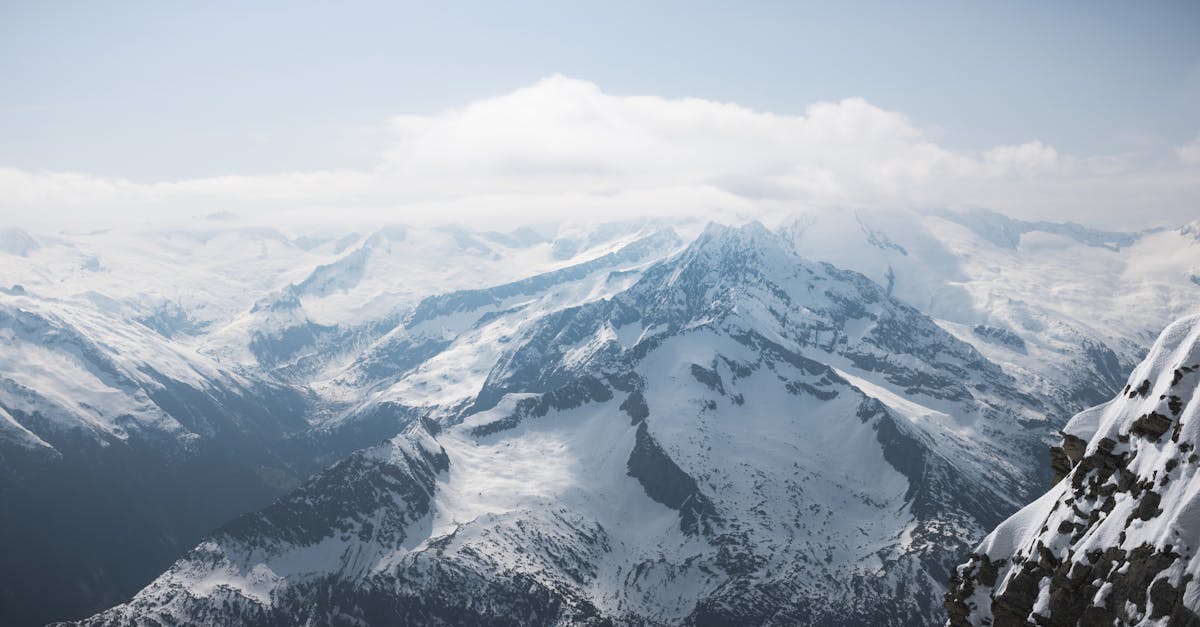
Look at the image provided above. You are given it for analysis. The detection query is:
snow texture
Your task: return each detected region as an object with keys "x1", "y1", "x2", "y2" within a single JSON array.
[{"x1": 946, "y1": 315, "x2": 1200, "y2": 626}]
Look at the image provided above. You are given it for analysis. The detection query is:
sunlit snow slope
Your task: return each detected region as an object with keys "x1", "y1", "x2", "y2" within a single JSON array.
[
  {"x1": 778, "y1": 208, "x2": 1200, "y2": 416},
  {"x1": 0, "y1": 221, "x2": 681, "y2": 626}
]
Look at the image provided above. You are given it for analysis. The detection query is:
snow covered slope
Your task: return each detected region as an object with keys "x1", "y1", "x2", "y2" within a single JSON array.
[
  {"x1": 944, "y1": 315, "x2": 1200, "y2": 625},
  {"x1": 6, "y1": 210, "x2": 1194, "y2": 626},
  {"x1": 0, "y1": 286, "x2": 317, "y2": 626},
  {"x1": 0, "y1": 287, "x2": 307, "y2": 454},
  {"x1": 77, "y1": 223, "x2": 1059, "y2": 626},
  {"x1": 310, "y1": 227, "x2": 682, "y2": 409},
  {"x1": 0, "y1": 221, "x2": 682, "y2": 461},
  {"x1": 0, "y1": 222, "x2": 677, "y2": 336},
  {"x1": 0, "y1": 220, "x2": 684, "y2": 626},
  {"x1": 777, "y1": 208, "x2": 1200, "y2": 417}
]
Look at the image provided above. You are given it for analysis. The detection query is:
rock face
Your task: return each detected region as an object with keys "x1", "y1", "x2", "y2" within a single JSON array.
[
  {"x1": 945, "y1": 314, "x2": 1200, "y2": 626},
  {"x1": 75, "y1": 223, "x2": 1053, "y2": 627}
]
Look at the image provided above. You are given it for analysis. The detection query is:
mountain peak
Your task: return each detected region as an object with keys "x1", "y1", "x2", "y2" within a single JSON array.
[
  {"x1": 249, "y1": 284, "x2": 305, "y2": 314},
  {"x1": 667, "y1": 220, "x2": 797, "y2": 282},
  {"x1": 694, "y1": 220, "x2": 781, "y2": 249}
]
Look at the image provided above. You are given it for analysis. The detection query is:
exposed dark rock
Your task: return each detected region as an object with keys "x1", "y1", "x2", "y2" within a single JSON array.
[
  {"x1": 1130, "y1": 490, "x2": 1163, "y2": 522},
  {"x1": 991, "y1": 561, "x2": 1042, "y2": 626},
  {"x1": 1051, "y1": 432, "x2": 1090, "y2": 484},
  {"x1": 874, "y1": 412, "x2": 926, "y2": 504},
  {"x1": 619, "y1": 390, "x2": 649, "y2": 424},
  {"x1": 978, "y1": 557, "x2": 1004, "y2": 588},
  {"x1": 689, "y1": 363, "x2": 725, "y2": 394},
  {"x1": 1061, "y1": 433, "x2": 1087, "y2": 464},
  {"x1": 785, "y1": 380, "x2": 839, "y2": 400},
  {"x1": 1050, "y1": 447, "x2": 1072, "y2": 485},
  {"x1": 1131, "y1": 411, "x2": 1173, "y2": 441},
  {"x1": 972, "y1": 325, "x2": 1028, "y2": 353},
  {"x1": 1131, "y1": 379, "x2": 1152, "y2": 398},
  {"x1": 625, "y1": 422, "x2": 718, "y2": 536},
  {"x1": 470, "y1": 376, "x2": 614, "y2": 437}
]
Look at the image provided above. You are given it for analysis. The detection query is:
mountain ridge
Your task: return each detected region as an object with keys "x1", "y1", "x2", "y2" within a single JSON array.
[{"x1": 72, "y1": 222, "x2": 1060, "y2": 626}]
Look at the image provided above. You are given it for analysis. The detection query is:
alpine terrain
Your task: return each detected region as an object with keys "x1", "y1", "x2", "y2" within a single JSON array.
[
  {"x1": 945, "y1": 314, "x2": 1200, "y2": 625},
  {"x1": 7, "y1": 4, "x2": 1198, "y2": 624},
  {"x1": 1, "y1": 212, "x2": 1197, "y2": 626},
  {"x1": 67, "y1": 221, "x2": 1175, "y2": 626},
  {"x1": 0, "y1": 222, "x2": 683, "y2": 626}
]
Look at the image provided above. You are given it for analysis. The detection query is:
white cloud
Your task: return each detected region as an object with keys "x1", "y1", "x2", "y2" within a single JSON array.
[
  {"x1": 983, "y1": 141, "x2": 1059, "y2": 175},
  {"x1": 1, "y1": 75, "x2": 1197, "y2": 231}
]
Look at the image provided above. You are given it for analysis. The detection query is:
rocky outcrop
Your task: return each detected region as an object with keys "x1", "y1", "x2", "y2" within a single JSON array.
[
  {"x1": 1049, "y1": 432, "x2": 1088, "y2": 485},
  {"x1": 946, "y1": 315, "x2": 1200, "y2": 626},
  {"x1": 626, "y1": 421, "x2": 719, "y2": 536},
  {"x1": 973, "y1": 324, "x2": 1028, "y2": 353}
]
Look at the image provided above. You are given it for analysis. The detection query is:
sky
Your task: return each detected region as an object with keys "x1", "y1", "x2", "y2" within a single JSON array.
[{"x1": 1, "y1": 0, "x2": 1198, "y2": 231}]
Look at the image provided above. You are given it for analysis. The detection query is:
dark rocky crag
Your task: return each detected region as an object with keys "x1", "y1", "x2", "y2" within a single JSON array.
[{"x1": 945, "y1": 315, "x2": 1200, "y2": 626}]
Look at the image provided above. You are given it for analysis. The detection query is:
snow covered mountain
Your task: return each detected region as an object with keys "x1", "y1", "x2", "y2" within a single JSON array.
[
  {"x1": 0, "y1": 221, "x2": 684, "y2": 626},
  {"x1": 944, "y1": 314, "x2": 1200, "y2": 625},
  {"x1": 0, "y1": 286, "x2": 317, "y2": 625},
  {"x1": 776, "y1": 208, "x2": 1200, "y2": 417},
  {"x1": 75, "y1": 222, "x2": 1063, "y2": 626},
  {"x1": 3, "y1": 210, "x2": 1197, "y2": 626}
]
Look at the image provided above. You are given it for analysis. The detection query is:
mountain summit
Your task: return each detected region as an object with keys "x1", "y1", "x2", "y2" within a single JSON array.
[{"x1": 76, "y1": 223, "x2": 1053, "y2": 626}]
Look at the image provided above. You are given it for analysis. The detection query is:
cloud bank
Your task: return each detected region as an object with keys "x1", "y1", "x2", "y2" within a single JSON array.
[{"x1": 1, "y1": 76, "x2": 1197, "y2": 230}]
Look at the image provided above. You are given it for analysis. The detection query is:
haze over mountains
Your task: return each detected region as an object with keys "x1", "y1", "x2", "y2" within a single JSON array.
[{"x1": 1, "y1": 208, "x2": 1198, "y2": 625}]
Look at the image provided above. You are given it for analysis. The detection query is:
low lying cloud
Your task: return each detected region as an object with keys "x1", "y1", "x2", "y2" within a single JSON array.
[{"x1": 1, "y1": 76, "x2": 1197, "y2": 230}]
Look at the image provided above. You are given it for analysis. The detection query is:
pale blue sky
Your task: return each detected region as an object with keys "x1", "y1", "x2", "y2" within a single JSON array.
[
  {"x1": 4, "y1": 0, "x2": 1199, "y2": 178},
  {"x1": 1, "y1": 1, "x2": 1198, "y2": 228}
]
